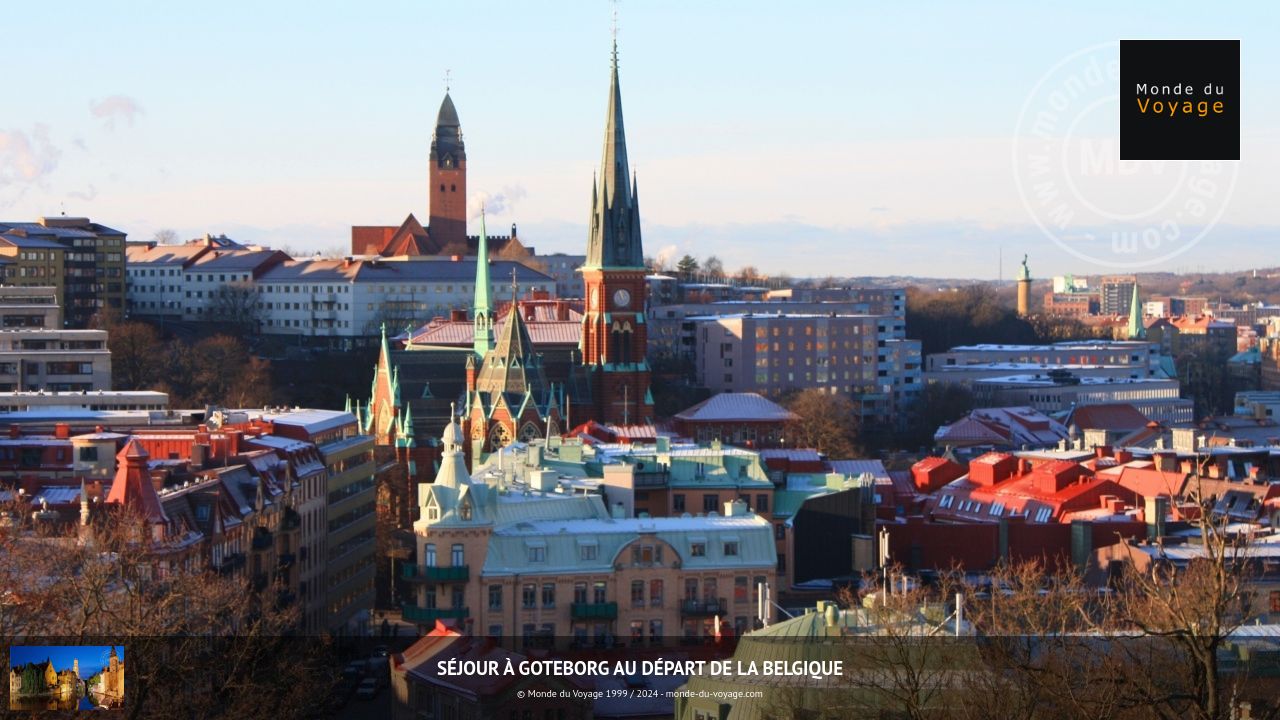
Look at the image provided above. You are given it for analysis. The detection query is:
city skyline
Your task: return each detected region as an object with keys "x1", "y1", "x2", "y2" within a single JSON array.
[
  {"x1": 9, "y1": 646, "x2": 122, "y2": 678},
  {"x1": 2, "y1": 1, "x2": 1275, "y2": 277}
]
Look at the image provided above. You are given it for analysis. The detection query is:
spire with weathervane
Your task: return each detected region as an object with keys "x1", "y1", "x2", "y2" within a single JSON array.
[
  {"x1": 585, "y1": 39, "x2": 644, "y2": 270},
  {"x1": 473, "y1": 210, "x2": 494, "y2": 357}
]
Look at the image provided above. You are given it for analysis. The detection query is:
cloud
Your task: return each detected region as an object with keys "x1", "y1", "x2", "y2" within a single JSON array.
[
  {"x1": 68, "y1": 184, "x2": 97, "y2": 202},
  {"x1": 468, "y1": 184, "x2": 527, "y2": 220},
  {"x1": 0, "y1": 124, "x2": 61, "y2": 204},
  {"x1": 89, "y1": 95, "x2": 144, "y2": 130}
]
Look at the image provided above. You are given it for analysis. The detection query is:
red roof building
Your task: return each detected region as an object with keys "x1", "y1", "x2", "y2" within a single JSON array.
[
  {"x1": 390, "y1": 622, "x2": 591, "y2": 719},
  {"x1": 672, "y1": 392, "x2": 798, "y2": 447}
]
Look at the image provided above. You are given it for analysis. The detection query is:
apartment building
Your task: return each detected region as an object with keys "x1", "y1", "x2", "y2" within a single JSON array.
[
  {"x1": 407, "y1": 421, "x2": 778, "y2": 645},
  {"x1": 686, "y1": 312, "x2": 921, "y2": 428},
  {"x1": 0, "y1": 217, "x2": 126, "y2": 328}
]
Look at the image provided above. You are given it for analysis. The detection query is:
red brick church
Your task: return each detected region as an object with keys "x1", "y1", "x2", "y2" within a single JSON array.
[{"x1": 350, "y1": 92, "x2": 534, "y2": 261}]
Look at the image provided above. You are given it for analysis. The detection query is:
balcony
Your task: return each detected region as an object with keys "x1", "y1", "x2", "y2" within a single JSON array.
[
  {"x1": 570, "y1": 602, "x2": 618, "y2": 620},
  {"x1": 401, "y1": 564, "x2": 469, "y2": 583},
  {"x1": 251, "y1": 528, "x2": 274, "y2": 551},
  {"x1": 680, "y1": 598, "x2": 728, "y2": 616},
  {"x1": 215, "y1": 552, "x2": 245, "y2": 575},
  {"x1": 401, "y1": 603, "x2": 469, "y2": 624}
]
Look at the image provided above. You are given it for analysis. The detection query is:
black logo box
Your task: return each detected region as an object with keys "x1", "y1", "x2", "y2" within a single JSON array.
[{"x1": 1120, "y1": 40, "x2": 1239, "y2": 160}]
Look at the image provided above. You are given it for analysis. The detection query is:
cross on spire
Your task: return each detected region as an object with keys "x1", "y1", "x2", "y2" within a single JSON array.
[
  {"x1": 444, "y1": 68, "x2": 452, "y2": 92},
  {"x1": 611, "y1": 0, "x2": 622, "y2": 66}
]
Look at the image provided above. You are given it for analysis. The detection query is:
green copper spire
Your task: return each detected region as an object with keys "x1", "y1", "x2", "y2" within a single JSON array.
[
  {"x1": 585, "y1": 38, "x2": 644, "y2": 270},
  {"x1": 1127, "y1": 282, "x2": 1145, "y2": 339},
  {"x1": 473, "y1": 210, "x2": 494, "y2": 357}
]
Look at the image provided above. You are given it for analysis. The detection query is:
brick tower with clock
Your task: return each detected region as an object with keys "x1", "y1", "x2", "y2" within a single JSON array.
[{"x1": 579, "y1": 40, "x2": 653, "y2": 426}]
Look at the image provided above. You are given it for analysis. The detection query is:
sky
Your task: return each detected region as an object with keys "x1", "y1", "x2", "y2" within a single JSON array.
[
  {"x1": 10, "y1": 646, "x2": 122, "y2": 677},
  {"x1": 2, "y1": 1, "x2": 1276, "y2": 278}
]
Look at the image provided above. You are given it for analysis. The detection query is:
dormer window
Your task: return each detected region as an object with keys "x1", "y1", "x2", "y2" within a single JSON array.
[
  {"x1": 427, "y1": 505, "x2": 440, "y2": 521},
  {"x1": 459, "y1": 499, "x2": 472, "y2": 521}
]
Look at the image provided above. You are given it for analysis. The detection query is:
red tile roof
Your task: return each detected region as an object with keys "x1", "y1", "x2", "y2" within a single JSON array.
[
  {"x1": 1068, "y1": 403, "x2": 1152, "y2": 432},
  {"x1": 104, "y1": 439, "x2": 167, "y2": 524}
]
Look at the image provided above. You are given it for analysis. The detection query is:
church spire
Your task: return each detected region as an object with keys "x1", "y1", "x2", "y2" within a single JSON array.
[
  {"x1": 1127, "y1": 282, "x2": 1145, "y2": 339},
  {"x1": 473, "y1": 210, "x2": 493, "y2": 357},
  {"x1": 585, "y1": 39, "x2": 644, "y2": 270}
]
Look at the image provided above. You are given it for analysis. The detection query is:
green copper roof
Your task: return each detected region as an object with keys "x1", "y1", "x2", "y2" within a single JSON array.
[
  {"x1": 1126, "y1": 282, "x2": 1145, "y2": 339},
  {"x1": 473, "y1": 211, "x2": 494, "y2": 357}
]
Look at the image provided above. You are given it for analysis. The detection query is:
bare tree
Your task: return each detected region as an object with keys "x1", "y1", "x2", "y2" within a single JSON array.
[
  {"x1": 206, "y1": 282, "x2": 263, "y2": 335},
  {"x1": 151, "y1": 228, "x2": 179, "y2": 245},
  {"x1": 782, "y1": 388, "x2": 861, "y2": 457}
]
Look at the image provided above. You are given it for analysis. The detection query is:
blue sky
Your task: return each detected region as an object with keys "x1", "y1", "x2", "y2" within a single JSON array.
[
  {"x1": 10, "y1": 646, "x2": 122, "y2": 677},
  {"x1": 2, "y1": 1, "x2": 1275, "y2": 277}
]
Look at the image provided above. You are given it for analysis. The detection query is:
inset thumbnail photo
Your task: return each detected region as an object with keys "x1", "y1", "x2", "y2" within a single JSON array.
[{"x1": 8, "y1": 645, "x2": 124, "y2": 711}]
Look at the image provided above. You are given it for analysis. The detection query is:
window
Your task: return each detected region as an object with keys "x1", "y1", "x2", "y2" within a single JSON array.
[
  {"x1": 724, "y1": 541, "x2": 739, "y2": 557},
  {"x1": 775, "y1": 523, "x2": 785, "y2": 540},
  {"x1": 938, "y1": 494, "x2": 955, "y2": 509},
  {"x1": 673, "y1": 494, "x2": 686, "y2": 512},
  {"x1": 451, "y1": 586, "x2": 464, "y2": 609},
  {"x1": 78, "y1": 446, "x2": 98, "y2": 462},
  {"x1": 593, "y1": 581, "x2": 607, "y2": 604},
  {"x1": 579, "y1": 544, "x2": 598, "y2": 561},
  {"x1": 702, "y1": 494, "x2": 719, "y2": 513},
  {"x1": 522, "y1": 584, "x2": 536, "y2": 609},
  {"x1": 424, "y1": 544, "x2": 437, "y2": 567},
  {"x1": 574, "y1": 582, "x2": 587, "y2": 604},
  {"x1": 1034, "y1": 507, "x2": 1053, "y2": 523},
  {"x1": 489, "y1": 584, "x2": 503, "y2": 610},
  {"x1": 691, "y1": 542, "x2": 706, "y2": 557},
  {"x1": 631, "y1": 580, "x2": 645, "y2": 607},
  {"x1": 735, "y1": 576, "x2": 748, "y2": 603},
  {"x1": 542, "y1": 583, "x2": 556, "y2": 608},
  {"x1": 649, "y1": 619, "x2": 663, "y2": 644},
  {"x1": 989, "y1": 503, "x2": 1004, "y2": 516},
  {"x1": 527, "y1": 545, "x2": 546, "y2": 563},
  {"x1": 650, "y1": 579, "x2": 663, "y2": 607},
  {"x1": 756, "y1": 494, "x2": 769, "y2": 513},
  {"x1": 451, "y1": 544, "x2": 464, "y2": 566}
]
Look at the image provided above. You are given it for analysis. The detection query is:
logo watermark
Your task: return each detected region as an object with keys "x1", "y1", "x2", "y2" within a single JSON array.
[{"x1": 1012, "y1": 42, "x2": 1237, "y2": 268}]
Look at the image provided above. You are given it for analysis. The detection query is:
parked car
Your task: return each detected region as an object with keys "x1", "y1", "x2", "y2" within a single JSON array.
[
  {"x1": 355, "y1": 678, "x2": 379, "y2": 700},
  {"x1": 341, "y1": 660, "x2": 366, "y2": 681}
]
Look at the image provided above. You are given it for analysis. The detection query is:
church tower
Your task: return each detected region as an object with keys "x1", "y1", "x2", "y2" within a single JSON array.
[
  {"x1": 580, "y1": 40, "x2": 653, "y2": 425},
  {"x1": 429, "y1": 92, "x2": 467, "y2": 249}
]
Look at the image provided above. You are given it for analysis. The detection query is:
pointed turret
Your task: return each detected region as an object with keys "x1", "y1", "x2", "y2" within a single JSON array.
[
  {"x1": 1127, "y1": 282, "x2": 1145, "y2": 339},
  {"x1": 474, "y1": 280, "x2": 540, "y2": 399},
  {"x1": 585, "y1": 40, "x2": 644, "y2": 270},
  {"x1": 79, "y1": 477, "x2": 89, "y2": 527},
  {"x1": 435, "y1": 403, "x2": 468, "y2": 489},
  {"x1": 473, "y1": 210, "x2": 494, "y2": 357},
  {"x1": 105, "y1": 439, "x2": 167, "y2": 525}
]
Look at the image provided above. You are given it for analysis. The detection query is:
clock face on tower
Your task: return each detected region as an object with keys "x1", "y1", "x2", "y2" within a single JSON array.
[{"x1": 612, "y1": 288, "x2": 631, "y2": 309}]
